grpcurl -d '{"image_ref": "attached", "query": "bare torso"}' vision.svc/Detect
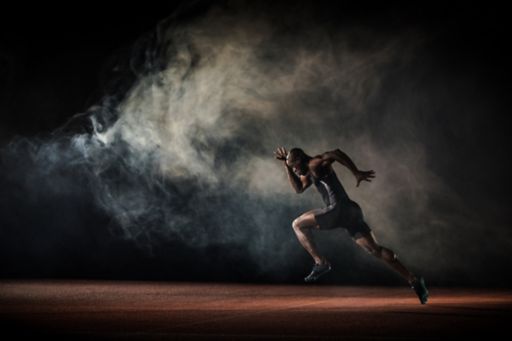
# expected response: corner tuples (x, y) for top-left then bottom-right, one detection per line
(306, 155), (334, 179)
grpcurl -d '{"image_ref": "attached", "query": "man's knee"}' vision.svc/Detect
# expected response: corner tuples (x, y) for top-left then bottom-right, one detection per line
(292, 217), (310, 231)
(364, 245), (381, 257)
(292, 218), (302, 231)
(375, 246), (398, 262)
(361, 243), (393, 259)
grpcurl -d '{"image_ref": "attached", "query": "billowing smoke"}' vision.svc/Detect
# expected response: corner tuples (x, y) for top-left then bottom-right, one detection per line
(1, 2), (510, 284)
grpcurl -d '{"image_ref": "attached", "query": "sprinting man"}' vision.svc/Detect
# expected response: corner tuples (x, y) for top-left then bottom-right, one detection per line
(274, 146), (429, 304)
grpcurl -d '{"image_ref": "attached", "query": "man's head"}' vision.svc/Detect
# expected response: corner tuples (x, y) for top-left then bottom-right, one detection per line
(286, 147), (310, 176)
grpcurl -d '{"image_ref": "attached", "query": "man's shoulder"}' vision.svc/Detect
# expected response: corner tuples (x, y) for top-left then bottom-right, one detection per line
(309, 156), (334, 177)
(312, 150), (335, 159)
(321, 149), (339, 157)
(309, 156), (324, 167)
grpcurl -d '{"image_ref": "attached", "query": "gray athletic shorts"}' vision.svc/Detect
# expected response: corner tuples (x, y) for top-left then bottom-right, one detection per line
(312, 200), (372, 239)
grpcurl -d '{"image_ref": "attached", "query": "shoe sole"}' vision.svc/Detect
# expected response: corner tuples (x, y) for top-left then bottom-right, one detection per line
(412, 277), (429, 304)
(304, 266), (332, 283)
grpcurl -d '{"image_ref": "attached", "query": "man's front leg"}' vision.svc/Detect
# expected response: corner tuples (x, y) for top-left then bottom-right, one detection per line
(292, 212), (324, 264)
(292, 212), (332, 282)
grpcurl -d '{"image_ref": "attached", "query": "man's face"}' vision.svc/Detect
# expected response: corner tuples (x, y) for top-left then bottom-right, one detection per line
(286, 157), (308, 176)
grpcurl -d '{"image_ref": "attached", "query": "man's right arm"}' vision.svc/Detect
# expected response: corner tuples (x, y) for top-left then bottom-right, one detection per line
(274, 146), (311, 193)
(284, 163), (310, 193)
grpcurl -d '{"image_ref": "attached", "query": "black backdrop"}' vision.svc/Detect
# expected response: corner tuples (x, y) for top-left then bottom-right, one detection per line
(1, 1), (510, 285)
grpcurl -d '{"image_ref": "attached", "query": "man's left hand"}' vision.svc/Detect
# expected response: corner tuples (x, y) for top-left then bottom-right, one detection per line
(355, 169), (376, 187)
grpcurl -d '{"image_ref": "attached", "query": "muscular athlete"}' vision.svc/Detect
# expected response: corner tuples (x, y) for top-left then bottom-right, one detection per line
(274, 146), (429, 304)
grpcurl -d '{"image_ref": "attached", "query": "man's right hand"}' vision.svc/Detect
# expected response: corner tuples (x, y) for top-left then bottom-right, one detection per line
(274, 146), (288, 161)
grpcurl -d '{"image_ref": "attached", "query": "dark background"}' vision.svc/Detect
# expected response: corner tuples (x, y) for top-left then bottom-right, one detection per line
(1, 1), (510, 284)
(2, 2), (509, 140)
(0, 1), (185, 141)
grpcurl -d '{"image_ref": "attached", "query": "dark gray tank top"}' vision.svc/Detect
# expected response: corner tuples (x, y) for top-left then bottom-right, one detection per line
(310, 170), (350, 206)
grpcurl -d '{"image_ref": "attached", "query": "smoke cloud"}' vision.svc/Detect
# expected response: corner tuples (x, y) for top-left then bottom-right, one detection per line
(1, 2), (510, 284)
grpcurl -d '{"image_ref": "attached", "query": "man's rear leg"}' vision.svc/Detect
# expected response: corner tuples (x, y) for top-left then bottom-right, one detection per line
(354, 231), (415, 283)
(354, 231), (429, 304)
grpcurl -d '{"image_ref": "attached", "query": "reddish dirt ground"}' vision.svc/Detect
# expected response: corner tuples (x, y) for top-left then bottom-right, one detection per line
(1, 280), (511, 339)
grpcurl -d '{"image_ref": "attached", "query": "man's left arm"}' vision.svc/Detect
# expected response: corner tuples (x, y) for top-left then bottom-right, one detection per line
(324, 149), (376, 187)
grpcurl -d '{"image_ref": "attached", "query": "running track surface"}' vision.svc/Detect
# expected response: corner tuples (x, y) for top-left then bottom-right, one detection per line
(1, 281), (511, 340)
